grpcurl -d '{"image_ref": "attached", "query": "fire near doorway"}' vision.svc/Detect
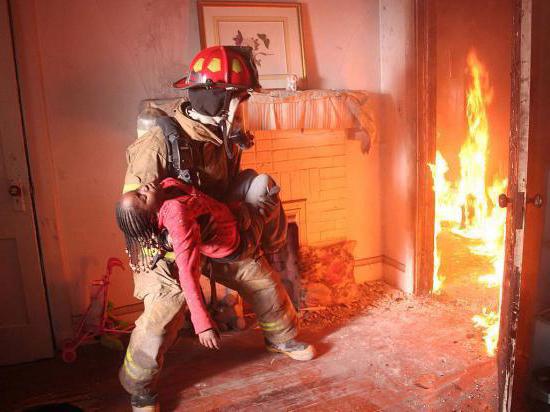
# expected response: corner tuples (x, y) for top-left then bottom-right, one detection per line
(429, 0), (513, 357)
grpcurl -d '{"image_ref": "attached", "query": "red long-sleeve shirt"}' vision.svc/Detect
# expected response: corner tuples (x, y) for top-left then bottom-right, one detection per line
(157, 178), (240, 334)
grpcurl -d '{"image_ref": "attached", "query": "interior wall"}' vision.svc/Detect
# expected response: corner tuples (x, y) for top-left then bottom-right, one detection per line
(379, 0), (417, 293)
(532, 0), (550, 314)
(11, 0), (381, 342)
(299, 0), (380, 90)
(518, 0), (550, 391)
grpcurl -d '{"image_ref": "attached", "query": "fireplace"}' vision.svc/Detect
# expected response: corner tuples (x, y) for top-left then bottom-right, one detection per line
(242, 90), (380, 310)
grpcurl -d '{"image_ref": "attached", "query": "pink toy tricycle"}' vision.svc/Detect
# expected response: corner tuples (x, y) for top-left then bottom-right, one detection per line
(61, 257), (134, 362)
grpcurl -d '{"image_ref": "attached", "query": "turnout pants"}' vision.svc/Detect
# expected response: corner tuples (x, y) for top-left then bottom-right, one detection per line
(119, 171), (296, 397)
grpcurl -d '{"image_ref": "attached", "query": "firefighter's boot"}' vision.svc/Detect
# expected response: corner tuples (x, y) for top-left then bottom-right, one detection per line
(265, 338), (316, 361)
(131, 394), (160, 412)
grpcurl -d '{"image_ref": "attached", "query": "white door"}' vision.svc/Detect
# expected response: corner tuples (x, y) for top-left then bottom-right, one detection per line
(0, 0), (53, 365)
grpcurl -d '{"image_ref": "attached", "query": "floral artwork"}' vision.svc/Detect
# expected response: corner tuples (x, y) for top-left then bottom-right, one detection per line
(199, 2), (305, 88)
(218, 21), (287, 74)
(232, 30), (273, 68)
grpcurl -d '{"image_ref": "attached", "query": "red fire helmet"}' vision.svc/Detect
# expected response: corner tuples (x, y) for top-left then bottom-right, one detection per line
(173, 46), (261, 90)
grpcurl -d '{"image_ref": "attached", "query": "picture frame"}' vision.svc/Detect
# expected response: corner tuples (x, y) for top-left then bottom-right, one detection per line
(197, 1), (306, 89)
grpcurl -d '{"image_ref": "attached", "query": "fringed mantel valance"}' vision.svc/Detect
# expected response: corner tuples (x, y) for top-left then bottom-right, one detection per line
(245, 90), (376, 153)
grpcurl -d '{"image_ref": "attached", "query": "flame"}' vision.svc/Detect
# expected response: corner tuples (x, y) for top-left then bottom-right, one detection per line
(472, 308), (499, 356)
(429, 51), (506, 356)
(429, 152), (453, 293)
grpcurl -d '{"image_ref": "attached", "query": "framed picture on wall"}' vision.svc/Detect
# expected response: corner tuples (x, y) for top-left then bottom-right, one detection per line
(198, 1), (306, 89)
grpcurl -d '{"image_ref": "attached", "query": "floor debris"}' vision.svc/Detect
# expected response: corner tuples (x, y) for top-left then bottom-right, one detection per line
(1, 279), (498, 411)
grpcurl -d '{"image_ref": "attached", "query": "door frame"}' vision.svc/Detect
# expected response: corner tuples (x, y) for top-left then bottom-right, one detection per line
(0, 0), (54, 363)
(504, 0), (550, 409)
(414, 0), (437, 295)
(497, 0), (531, 410)
(413, 0), (532, 410)
(8, 0), (73, 345)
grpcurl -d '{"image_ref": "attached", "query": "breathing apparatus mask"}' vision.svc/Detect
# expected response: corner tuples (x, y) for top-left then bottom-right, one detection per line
(188, 87), (230, 118)
(187, 87), (254, 153)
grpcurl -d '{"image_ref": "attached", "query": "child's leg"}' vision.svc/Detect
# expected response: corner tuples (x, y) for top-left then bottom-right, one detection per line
(226, 169), (288, 253)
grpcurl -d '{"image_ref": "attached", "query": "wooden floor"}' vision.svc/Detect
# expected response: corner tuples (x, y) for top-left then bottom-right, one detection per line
(1, 287), (497, 411)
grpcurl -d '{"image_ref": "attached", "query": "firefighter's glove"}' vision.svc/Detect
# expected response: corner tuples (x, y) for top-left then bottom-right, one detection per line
(258, 186), (281, 218)
(198, 328), (221, 350)
(229, 129), (254, 149)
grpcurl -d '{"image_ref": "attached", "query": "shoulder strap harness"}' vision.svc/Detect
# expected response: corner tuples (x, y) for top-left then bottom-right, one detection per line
(156, 116), (204, 187)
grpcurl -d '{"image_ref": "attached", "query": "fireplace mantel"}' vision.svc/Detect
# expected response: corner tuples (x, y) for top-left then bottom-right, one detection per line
(245, 89), (376, 153)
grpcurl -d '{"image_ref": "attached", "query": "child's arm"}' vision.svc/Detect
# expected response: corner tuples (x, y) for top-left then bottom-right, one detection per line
(160, 201), (215, 335)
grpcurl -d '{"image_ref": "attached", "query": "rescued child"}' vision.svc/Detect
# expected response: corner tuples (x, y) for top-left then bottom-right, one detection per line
(115, 177), (287, 350)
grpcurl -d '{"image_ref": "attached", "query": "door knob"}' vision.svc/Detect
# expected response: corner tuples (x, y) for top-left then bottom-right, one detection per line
(499, 193), (543, 209)
(8, 185), (21, 197)
(527, 193), (543, 208)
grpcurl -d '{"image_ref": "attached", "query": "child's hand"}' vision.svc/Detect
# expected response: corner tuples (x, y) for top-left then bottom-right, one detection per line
(198, 328), (221, 350)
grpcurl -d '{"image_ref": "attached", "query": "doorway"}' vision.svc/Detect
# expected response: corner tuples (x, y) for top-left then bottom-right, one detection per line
(417, 0), (550, 410)
(430, 0), (513, 357)
(0, 0), (53, 365)
(417, 0), (514, 358)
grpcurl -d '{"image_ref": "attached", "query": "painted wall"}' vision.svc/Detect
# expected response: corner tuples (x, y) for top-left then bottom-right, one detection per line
(11, 0), (381, 341)
(299, 0), (380, 90)
(532, 0), (550, 314)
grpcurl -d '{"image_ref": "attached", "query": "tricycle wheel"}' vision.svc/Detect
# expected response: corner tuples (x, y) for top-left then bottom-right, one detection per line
(62, 348), (77, 363)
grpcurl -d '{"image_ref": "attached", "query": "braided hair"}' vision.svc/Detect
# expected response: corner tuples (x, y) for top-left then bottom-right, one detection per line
(115, 200), (161, 272)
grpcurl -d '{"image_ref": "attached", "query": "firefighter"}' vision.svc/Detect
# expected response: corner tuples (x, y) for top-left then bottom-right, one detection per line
(120, 46), (315, 412)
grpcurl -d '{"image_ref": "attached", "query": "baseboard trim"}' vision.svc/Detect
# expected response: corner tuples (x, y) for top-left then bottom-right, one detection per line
(355, 255), (405, 272)
(382, 255), (406, 272)
(355, 255), (384, 266)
